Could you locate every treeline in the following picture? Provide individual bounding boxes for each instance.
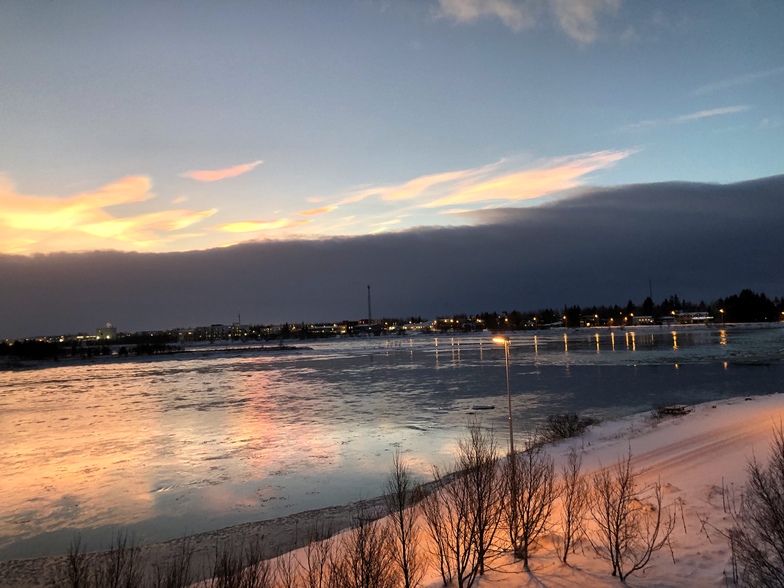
[472,288,783,331]
[0,335,179,361]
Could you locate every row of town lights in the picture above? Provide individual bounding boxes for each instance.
[492,307,740,449]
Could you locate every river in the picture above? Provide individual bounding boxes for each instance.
[1,324,782,559]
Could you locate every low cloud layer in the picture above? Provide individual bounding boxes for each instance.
[1,175,782,340]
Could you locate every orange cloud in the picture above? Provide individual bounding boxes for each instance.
[0,175,217,254]
[339,162,500,206]
[212,219,312,233]
[296,205,337,216]
[180,160,263,182]
[424,150,634,208]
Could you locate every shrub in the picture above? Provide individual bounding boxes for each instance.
[589,449,675,581]
[542,413,598,443]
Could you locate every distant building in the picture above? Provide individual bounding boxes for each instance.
[632,316,655,325]
[674,311,713,324]
[96,324,117,340]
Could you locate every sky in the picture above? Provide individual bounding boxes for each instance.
[1,1,783,337]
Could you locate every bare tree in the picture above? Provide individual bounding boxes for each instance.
[209,536,274,588]
[503,440,557,570]
[275,547,303,588]
[420,477,454,587]
[422,464,483,588]
[557,446,589,564]
[456,420,503,576]
[590,450,676,581]
[151,537,195,588]
[383,450,424,588]
[62,535,89,588]
[730,423,784,587]
[298,521,335,588]
[88,531,145,588]
[421,422,503,588]
[329,505,397,588]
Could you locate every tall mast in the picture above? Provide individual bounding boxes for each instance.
[367,285,372,325]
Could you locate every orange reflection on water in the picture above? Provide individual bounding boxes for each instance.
[0,361,334,553]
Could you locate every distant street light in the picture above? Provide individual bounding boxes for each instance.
[720,309,725,325]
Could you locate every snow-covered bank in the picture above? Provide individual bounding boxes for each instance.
[453,393,784,587]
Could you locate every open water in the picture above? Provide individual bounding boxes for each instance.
[1,325,783,560]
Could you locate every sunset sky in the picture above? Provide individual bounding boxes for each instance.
[2,0,782,256]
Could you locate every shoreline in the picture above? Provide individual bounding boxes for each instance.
[4,321,783,373]
[3,392,784,587]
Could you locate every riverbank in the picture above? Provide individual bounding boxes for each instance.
[2,393,784,586]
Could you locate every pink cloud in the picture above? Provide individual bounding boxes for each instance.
[180,160,263,182]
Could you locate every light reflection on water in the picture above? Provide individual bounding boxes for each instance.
[1,325,783,559]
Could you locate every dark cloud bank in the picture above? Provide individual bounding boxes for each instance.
[2,175,782,339]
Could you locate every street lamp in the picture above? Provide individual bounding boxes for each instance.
[492,335,514,456]
[493,333,518,555]
[720,309,725,325]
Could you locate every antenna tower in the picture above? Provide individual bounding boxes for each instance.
[367,285,372,325]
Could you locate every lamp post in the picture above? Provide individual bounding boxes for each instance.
[493,334,518,555]
[492,335,514,455]
[720,308,725,325]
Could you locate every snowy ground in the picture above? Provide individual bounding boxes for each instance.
[412,393,784,587]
